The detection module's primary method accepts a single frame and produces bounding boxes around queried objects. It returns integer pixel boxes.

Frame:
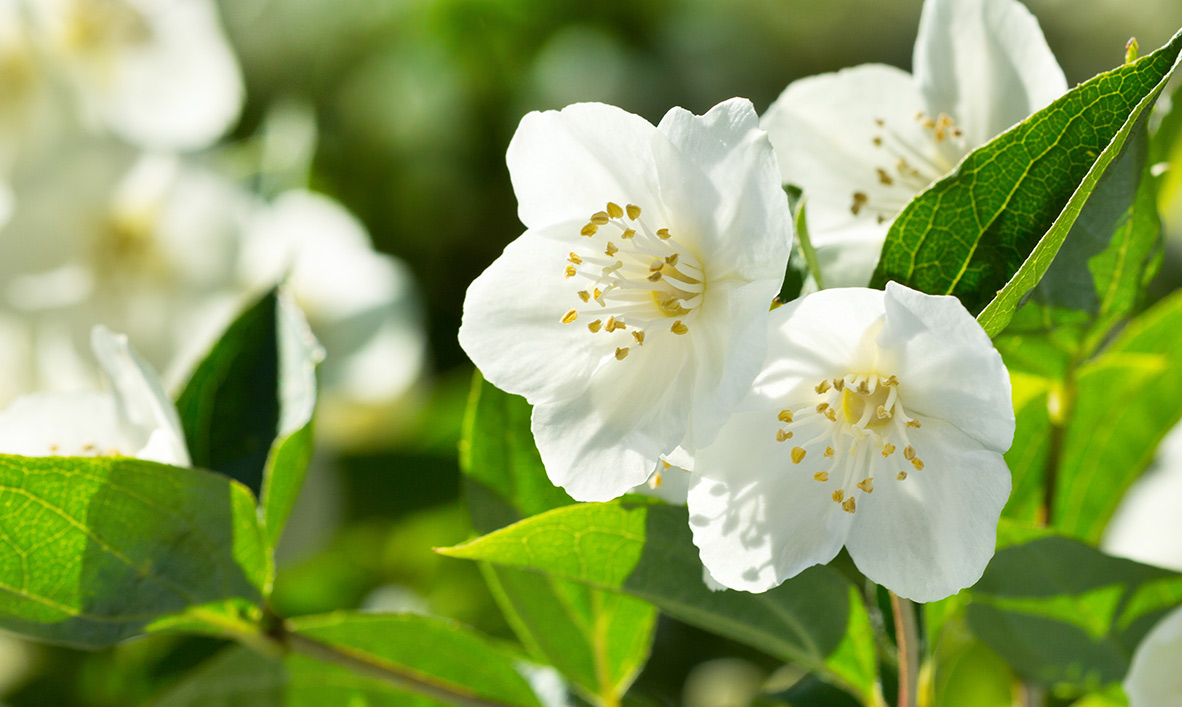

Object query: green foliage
[155,613,542,706]
[0,455,269,649]
[966,535,1182,691]
[869,29,1182,336]
[176,289,321,548]
[461,376,656,703]
[440,501,879,702]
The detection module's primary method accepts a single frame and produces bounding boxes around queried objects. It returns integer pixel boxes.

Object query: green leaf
[0,455,269,648]
[439,501,878,702]
[176,289,321,547]
[155,613,543,707]
[966,535,1182,691]
[867,28,1182,335]
[1053,289,1182,540]
[460,376,656,703]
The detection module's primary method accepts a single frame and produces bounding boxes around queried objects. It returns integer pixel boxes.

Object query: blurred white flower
[459,98,792,502]
[1102,423,1182,573]
[1124,604,1182,707]
[689,283,1014,601]
[0,325,189,465]
[761,0,1066,287]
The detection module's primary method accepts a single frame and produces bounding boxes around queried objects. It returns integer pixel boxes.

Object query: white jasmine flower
[761,0,1066,287]
[459,99,792,502]
[1102,422,1182,572]
[1124,604,1182,707]
[0,325,189,465]
[688,283,1014,601]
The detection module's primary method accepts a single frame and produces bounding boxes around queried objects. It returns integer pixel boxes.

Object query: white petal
[506,103,661,231]
[459,227,615,405]
[807,224,890,290]
[91,325,190,466]
[844,417,1010,602]
[1102,425,1182,572]
[761,65,937,245]
[0,391,124,456]
[654,98,792,282]
[628,462,692,506]
[877,282,1014,452]
[1124,605,1182,707]
[689,408,853,592]
[912,0,1067,147]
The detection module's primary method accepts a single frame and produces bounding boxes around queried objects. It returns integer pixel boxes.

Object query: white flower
[1102,422,1182,572]
[0,325,189,465]
[761,0,1066,288]
[1124,604,1182,707]
[459,99,792,502]
[688,282,1014,601]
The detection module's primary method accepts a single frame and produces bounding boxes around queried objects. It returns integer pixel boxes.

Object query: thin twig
[890,592,919,707]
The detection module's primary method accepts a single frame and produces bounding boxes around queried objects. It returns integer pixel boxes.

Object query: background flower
[1123,604,1182,707]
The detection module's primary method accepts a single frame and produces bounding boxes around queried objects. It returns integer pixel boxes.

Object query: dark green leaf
[439,501,878,702]
[966,536,1182,690]
[155,613,543,707]
[867,29,1182,335]
[0,455,269,648]
[176,290,321,547]
[460,376,656,702]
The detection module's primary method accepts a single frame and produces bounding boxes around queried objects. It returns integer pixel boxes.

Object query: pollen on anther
[656,228,671,240]
[790,447,806,464]
[881,443,896,457]
[561,309,578,323]
[649,259,664,271]
[823,446,834,458]
[605,242,619,256]
[568,252,583,264]
[842,497,857,513]
[588,320,602,333]
[815,379,831,394]
[626,204,641,220]
[816,402,830,414]
[907,419,922,428]
[813,471,829,482]
[564,265,577,278]
[911,458,925,471]
[671,321,688,335]
[632,330,645,345]
[877,405,891,419]
[897,471,908,481]
[621,228,636,239]
[876,168,894,186]
[665,253,679,266]
[778,409,793,423]
[647,271,663,282]
[856,478,874,494]
[776,429,793,442]
[615,347,629,360]
[824,409,837,422]
[581,224,598,237]
[833,378,845,391]
[577,290,591,302]
[851,192,869,216]
[606,202,624,219]
[832,489,844,503]
[903,446,916,461]
[591,211,610,225]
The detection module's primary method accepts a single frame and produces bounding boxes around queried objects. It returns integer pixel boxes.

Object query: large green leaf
[966,536,1182,691]
[460,376,656,704]
[439,501,878,702]
[867,28,1182,335]
[176,289,321,547]
[1053,290,1182,540]
[155,613,542,707]
[0,455,269,648]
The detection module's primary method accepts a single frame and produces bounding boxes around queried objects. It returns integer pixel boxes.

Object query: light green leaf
[0,455,270,648]
[866,28,1182,335]
[176,289,321,548]
[155,613,542,707]
[439,501,878,702]
[966,536,1182,691]
[460,376,656,703]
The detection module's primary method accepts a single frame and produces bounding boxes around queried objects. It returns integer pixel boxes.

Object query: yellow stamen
[561,309,578,323]
[588,320,602,333]
[842,497,857,513]
[649,259,665,271]
[815,379,831,394]
[911,458,925,471]
[671,321,688,335]
[776,429,793,442]
[813,471,829,482]
[605,242,618,256]
[581,224,598,237]
[778,409,794,423]
[626,204,641,220]
[568,252,583,264]
[621,228,636,239]
[647,271,663,282]
[897,471,908,481]
[606,202,624,219]
[615,347,629,360]
[656,228,671,240]
[564,265,577,278]
[632,330,645,345]
[790,447,806,464]
[881,443,896,457]
[665,253,679,266]
[824,446,834,458]
[832,489,844,503]
[577,290,590,302]
[856,478,874,494]
[590,211,610,225]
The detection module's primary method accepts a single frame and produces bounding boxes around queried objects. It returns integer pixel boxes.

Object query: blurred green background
[5,0,1182,704]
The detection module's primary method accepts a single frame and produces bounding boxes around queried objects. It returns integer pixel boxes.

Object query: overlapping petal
[1124,605,1182,707]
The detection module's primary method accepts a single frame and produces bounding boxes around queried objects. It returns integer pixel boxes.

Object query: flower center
[774,373,925,514]
[558,201,706,361]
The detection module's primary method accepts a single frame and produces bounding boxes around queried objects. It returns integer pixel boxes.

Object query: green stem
[890,592,918,707]
[794,196,826,290]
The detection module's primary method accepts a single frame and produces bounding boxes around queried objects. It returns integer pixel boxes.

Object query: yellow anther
[588,320,603,333]
[832,489,844,503]
[911,458,925,471]
[665,253,679,266]
[626,204,641,220]
[778,409,794,423]
[824,446,835,458]
[824,409,837,422]
[851,192,869,216]
[649,259,665,271]
[815,379,831,394]
[897,471,908,481]
[564,265,577,278]
[856,478,874,494]
[877,405,891,419]
[650,471,663,488]
[907,419,922,428]
[875,117,885,127]
[776,429,793,442]
[568,252,583,264]
[885,375,899,386]
[903,445,916,461]
[671,320,688,335]
[577,290,590,302]
[662,460,672,469]
[857,379,870,393]
[813,471,829,482]
[881,443,896,457]
[605,316,616,331]
[647,271,663,282]
[656,228,671,240]
[606,202,624,219]
[581,223,598,237]
[561,309,578,323]
[790,447,806,464]
[632,330,645,346]
[842,497,857,513]
[833,378,845,391]
[593,288,602,301]
[615,347,629,360]
[872,136,883,146]
[621,228,636,239]
[590,211,610,225]
[605,242,619,256]
[876,168,894,186]
[816,402,830,414]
